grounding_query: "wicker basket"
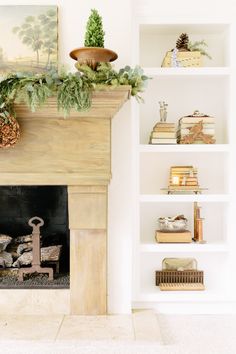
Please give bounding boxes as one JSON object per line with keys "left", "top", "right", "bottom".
{"left": 156, "top": 270, "right": 204, "bottom": 285}
{"left": 161, "top": 51, "right": 202, "bottom": 68}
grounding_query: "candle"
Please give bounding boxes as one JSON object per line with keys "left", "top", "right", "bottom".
{"left": 172, "top": 176, "right": 179, "bottom": 185}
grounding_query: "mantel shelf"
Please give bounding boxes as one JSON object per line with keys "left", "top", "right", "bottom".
{"left": 0, "top": 86, "right": 131, "bottom": 187}
{"left": 14, "top": 85, "right": 131, "bottom": 120}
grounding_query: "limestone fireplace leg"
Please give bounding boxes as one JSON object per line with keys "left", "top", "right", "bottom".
{"left": 68, "top": 186, "right": 107, "bottom": 315}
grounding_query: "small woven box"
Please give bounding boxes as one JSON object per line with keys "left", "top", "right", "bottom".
{"left": 161, "top": 51, "right": 202, "bottom": 68}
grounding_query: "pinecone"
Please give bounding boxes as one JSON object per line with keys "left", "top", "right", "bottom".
{"left": 176, "top": 33, "right": 190, "bottom": 51}
{"left": 0, "top": 115, "right": 20, "bottom": 148}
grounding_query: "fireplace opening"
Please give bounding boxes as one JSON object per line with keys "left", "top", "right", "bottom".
{"left": 0, "top": 186, "right": 69, "bottom": 289}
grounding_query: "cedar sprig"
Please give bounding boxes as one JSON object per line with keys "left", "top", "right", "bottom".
{"left": 188, "top": 40, "right": 212, "bottom": 59}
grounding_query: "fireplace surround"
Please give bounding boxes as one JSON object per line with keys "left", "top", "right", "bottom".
{"left": 0, "top": 87, "right": 130, "bottom": 315}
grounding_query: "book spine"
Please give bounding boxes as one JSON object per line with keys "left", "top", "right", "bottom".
{"left": 179, "top": 118, "right": 215, "bottom": 124}
{"left": 178, "top": 129, "right": 215, "bottom": 135}
{"left": 151, "top": 133, "right": 176, "bottom": 138}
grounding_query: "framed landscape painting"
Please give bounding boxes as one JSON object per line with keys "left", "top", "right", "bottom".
{"left": 0, "top": 5, "right": 58, "bottom": 74}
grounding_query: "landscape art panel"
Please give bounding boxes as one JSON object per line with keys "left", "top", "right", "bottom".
{"left": 0, "top": 5, "right": 58, "bottom": 74}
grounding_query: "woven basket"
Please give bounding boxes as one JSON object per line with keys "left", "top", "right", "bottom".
{"left": 161, "top": 51, "right": 202, "bottom": 67}
{"left": 156, "top": 270, "right": 204, "bottom": 285}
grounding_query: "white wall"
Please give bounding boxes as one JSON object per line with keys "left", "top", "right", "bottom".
{"left": 136, "top": 0, "right": 236, "bottom": 19}
{"left": 0, "top": 0, "right": 133, "bottom": 313}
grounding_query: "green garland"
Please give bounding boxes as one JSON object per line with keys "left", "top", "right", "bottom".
{"left": 0, "top": 63, "right": 149, "bottom": 117}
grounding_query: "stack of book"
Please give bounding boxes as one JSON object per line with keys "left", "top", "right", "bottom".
{"left": 155, "top": 230, "right": 192, "bottom": 243}
{"left": 149, "top": 122, "right": 176, "bottom": 144}
{"left": 168, "top": 165, "right": 200, "bottom": 193}
{"left": 177, "top": 114, "right": 215, "bottom": 144}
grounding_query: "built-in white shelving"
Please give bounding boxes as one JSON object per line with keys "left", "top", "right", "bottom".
{"left": 139, "top": 144, "right": 230, "bottom": 153}
{"left": 144, "top": 67, "right": 231, "bottom": 77}
{"left": 139, "top": 194, "right": 230, "bottom": 203}
{"left": 140, "top": 243, "right": 229, "bottom": 253}
{"left": 132, "top": 16, "right": 235, "bottom": 313}
{"left": 133, "top": 291, "right": 230, "bottom": 303}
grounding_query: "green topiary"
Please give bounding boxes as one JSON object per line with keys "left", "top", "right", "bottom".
{"left": 84, "top": 9, "right": 105, "bottom": 48}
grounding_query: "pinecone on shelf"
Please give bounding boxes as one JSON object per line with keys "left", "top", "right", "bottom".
{"left": 176, "top": 33, "right": 190, "bottom": 51}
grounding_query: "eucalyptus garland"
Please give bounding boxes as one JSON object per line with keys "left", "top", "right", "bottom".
{"left": 0, "top": 63, "right": 149, "bottom": 118}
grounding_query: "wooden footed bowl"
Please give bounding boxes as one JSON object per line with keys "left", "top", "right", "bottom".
{"left": 69, "top": 47, "right": 118, "bottom": 70}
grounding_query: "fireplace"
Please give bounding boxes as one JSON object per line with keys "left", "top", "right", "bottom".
{"left": 0, "top": 186, "right": 69, "bottom": 288}
{"left": 0, "top": 87, "right": 130, "bottom": 315}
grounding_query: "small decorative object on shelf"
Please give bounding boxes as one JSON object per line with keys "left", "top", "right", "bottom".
{"left": 156, "top": 214, "right": 192, "bottom": 243}
{"left": 193, "top": 202, "right": 206, "bottom": 243}
{"left": 162, "top": 165, "right": 207, "bottom": 194}
{"left": 149, "top": 101, "right": 176, "bottom": 144}
{"left": 156, "top": 257, "right": 205, "bottom": 291}
{"left": 158, "top": 214, "right": 188, "bottom": 232}
{"left": 177, "top": 110, "right": 216, "bottom": 144}
{"left": 161, "top": 33, "right": 211, "bottom": 68}
{"left": 159, "top": 101, "right": 168, "bottom": 122}
{"left": 70, "top": 8, "right": 118, "bottom": 70}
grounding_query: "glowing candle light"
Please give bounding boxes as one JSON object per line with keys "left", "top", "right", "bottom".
{"left": 172, "top": 176, "right": 179, "bottom": 185}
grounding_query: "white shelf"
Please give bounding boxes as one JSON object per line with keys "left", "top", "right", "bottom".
{"left": 144, "top": 67, "right": 231, "bottom": 77}
{"left": 140, "top": 194, "right": 230, "bottom": 203}
{"left": 133, "top": 291, "right": 230, "bottom": 303}
{"left": 140, "top": 144, "right": 230, "bottom": 153}
{"left": 133, "top": 17, "right": 234, "bottom": 312}
{"left": 140, "top": 243, "right": 229, "bottom": 253}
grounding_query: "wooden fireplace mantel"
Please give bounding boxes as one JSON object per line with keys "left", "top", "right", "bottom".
{"left": 0, "top": 86, "right": 130, "bottom": 315}
{"left": 0, "top": 86, "right": 130, "bottom": 186}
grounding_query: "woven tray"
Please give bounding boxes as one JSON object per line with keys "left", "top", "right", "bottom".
{"left": 159, "top": 283, "right": 205, "bottom": 291}
{"left": 161, "top": 51, "right": 202, "bottom": 67}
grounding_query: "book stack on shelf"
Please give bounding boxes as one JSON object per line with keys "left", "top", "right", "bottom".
{"left": 149, "top": 122, "right": 176, "bottom": 144}
{"left": 177, "top": 110, "right": 215, "bottom": 144}
{"left": 165, "top": 165, "right": 202, "bottom": 194}
{"left": 156, "top": 230, "right": 192, "bottom": 243}
{"left": 161, "top": 165, "right": 207, "bottom": 194}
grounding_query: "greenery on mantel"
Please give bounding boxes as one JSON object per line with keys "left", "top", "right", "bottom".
{"left": 0, "top": 63, "right": 148, "bottom": 118}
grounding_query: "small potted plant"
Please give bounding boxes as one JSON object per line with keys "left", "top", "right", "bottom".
{"left": 70, "top": 9, "right": 118, "bottom": 70}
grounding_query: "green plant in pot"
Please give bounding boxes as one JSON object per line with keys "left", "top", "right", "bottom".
{"left": 70, "top": 9, "right": 118, "bottom": 70}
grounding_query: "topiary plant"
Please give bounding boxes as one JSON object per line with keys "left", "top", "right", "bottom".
{"left": 84, "top": 9, "right": 105, "bottom": 48}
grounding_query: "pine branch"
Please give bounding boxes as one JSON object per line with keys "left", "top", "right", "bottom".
{"left": 188, "top": 40, "right": 212, "bottom": 59}
{"left": 0, "top": 64, "right": 149, "bottom": 117}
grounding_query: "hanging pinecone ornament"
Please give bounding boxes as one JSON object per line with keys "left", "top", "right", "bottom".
{"left": 0, "top": 113, "right": 20, "bottom": 148}
{"left": 176, "top": 33, "right": 190, "bottom": 51}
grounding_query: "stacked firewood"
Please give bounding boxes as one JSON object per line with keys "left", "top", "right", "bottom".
{"left": 0, "top": 233, "right": 62, "bottom": 269}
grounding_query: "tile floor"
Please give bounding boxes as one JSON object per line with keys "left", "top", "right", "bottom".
{"left": 0, "top": 310, "right": 161, "bottom": 342}
{"left": 0, "top": 312, "right": 236, "bottom": 354}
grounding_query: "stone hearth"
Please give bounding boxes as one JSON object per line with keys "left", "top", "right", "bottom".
{"left": 0, "top": 87, "right": 130, "bottom": 315}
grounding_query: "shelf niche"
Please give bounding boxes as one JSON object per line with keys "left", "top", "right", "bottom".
{"left": 139, "top": 23, "right": 230, "bottom": 68}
